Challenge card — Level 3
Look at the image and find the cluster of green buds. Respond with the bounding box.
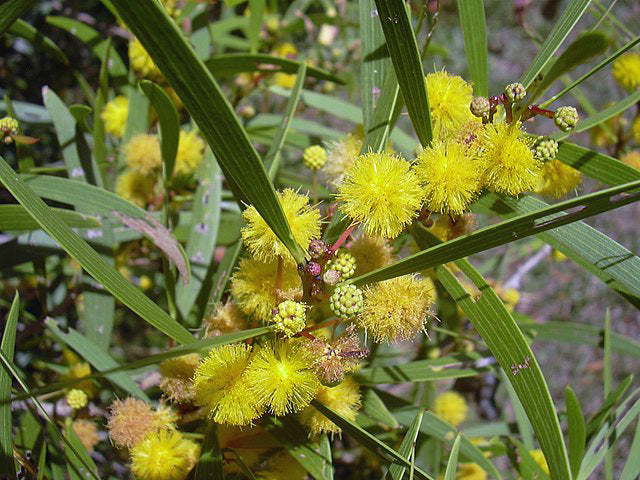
[329,284,363,318]
[303,145,327,171]
[533,137,559,162]
[0,116,19,144]
[554,106,579,132]
[272,300,307,337]
[325,249,357,280]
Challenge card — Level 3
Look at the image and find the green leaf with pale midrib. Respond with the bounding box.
[110,0,306,264]
[0,156,195,344]
[350,180,640,287]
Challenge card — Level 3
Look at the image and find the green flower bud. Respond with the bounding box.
[0,116,19,143]
[504,83,526,102]
[329,284,363,318]
[303,145,327,171]
[554,106,579,132]
[533,137,559,162]
[273,300,307,337]
[470,97,491,120]
[325,249,357,280]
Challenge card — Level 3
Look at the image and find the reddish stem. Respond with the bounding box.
[302,317,342,333]
[298,331,317,341]
[528,105,555,119]
[329,222,358,254]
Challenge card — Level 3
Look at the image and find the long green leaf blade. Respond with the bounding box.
[443,435,462,480]
[110,0,306,264]
[0,155,195,344]
[194,423,224,480]
[0,293,19,480]
[388,409,423,480]
[457,0,488,97]
[566,386,587,476]
[0,0,37,36]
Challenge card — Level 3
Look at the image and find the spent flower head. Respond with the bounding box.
[242,188,321,264]
[159,353,201,403]
[307,324,367,385]
[72,419,99,452]
[107,397,157,449]
[337,152,422,238]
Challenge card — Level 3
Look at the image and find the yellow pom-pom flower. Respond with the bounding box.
[425,71,480,141]
[621,150,640,170]
[72,419,100,452]
[456,463,487,480]
[101,96,129,137]
[535,159,582,198]
[66,389,88,409]
[612,53,640,91]
[480,121,541,196]
[63,361,95,398]
[241,188,321,264]
[337,152,422,238]
[154,404,179,428]
[230,257,302,323]
[116,170,155,207]
[272,43,298,88]
[299,377,361,436]
[130,430,199,480]
[107,397,157,449]
[349,234,394,276]
[414,139,484,215]
[159,353,201,403]
[322,131,364,188]
[245,340,320,416]
[174,130,205,176]
[358,275,434,342]
[193,343,263,426]
[124,134,162,175]
[303,145,328,171]
[433,391,468,426]
[129,37,161,80]
[529,449,550,475]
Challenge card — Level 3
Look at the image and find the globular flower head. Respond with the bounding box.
[193,343,263,426]
[101,96,129,137]
[124,134,162,175]
[349,235,394,277]
[358,275,434,342]
[0,116,19,141]
[321,131,364,188]
[529,449,550,475]
[307,325,368,385]
[433,391,468,426]
[621,150,640,170]
[533,137,559,162]
[203,301,248,338]
[244,340,320,416]
[480,121,542,196]
[130,430,199,480]
[504,82,526,103]
[174,130,205,176]
[326,249,357,280]
[470,97,491,120]
[129,38,162,80]
[415,139,484,215]
[456,463,487,480]
[159,353,201,403]
[272,43,299,89]
[63,361,95,398]
[425,71,480,141]
[242,189,321,264]
[231,257,302,323]
[273,300,307,337]
[72,419,100,452]
[329,284,364,318]
[612,53,640,91]
[303,145,328,171]
[299,377,361,436]
[535,159,582,198]
[116,170,155,207]
[337,152,422,238]
[66,389,88,409]
[107,397,157,449]
[554,106,579,132]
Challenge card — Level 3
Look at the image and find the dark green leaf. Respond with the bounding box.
[443,435,461,480]
[9,19,68,63]
[0,205,99,230]
[557,141,640,186]
[0,0,37,36]
[0,293,19,480]
[361,389,399,429]
[457,0,488,97]
[566,386,586,477]
[388,409,422,480]
[194,423,225,480]
[620,415,640,480]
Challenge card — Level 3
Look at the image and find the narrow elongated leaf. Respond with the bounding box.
[501,369,534,449]
[0,293,19,480]
[176,151,221,318]
[519,0,591,89]
[0,205,99,230]
[0,155,195,344]
[247,0,264,54]
[311,400,434,480]
[566,386,586,477]
[414,228,571,480]
[46,319,149,401]
[64,422,98,480]
[0,0,37,35]
[110,0,306,264]
[388,410,422,480]
[9,19,68,64]
[620,416,640,480]
[362,68,400,153]
[555,89,640,140]
[556,142,640,186]
[92,39,110,184]
[528,31,609,104]
[587,377,633,439]
[457,0,488,97]
[374,0,432,146]
[361,389,399,428]
[141,80,180,178]
[194,423,224,480]
[351,180,640,287]
[443,435,462,480]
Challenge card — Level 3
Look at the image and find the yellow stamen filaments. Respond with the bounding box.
[299,377,361,436]
[433,391,468,426]
[130,430,199,480]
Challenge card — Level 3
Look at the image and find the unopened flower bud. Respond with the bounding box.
[273,300,307,337]
[303,145,327,171]
[533,137,559,162]
[0,116,19,143]
[305,261,322,276]
[308,239,326,259]
[325,250,357,280]
[504,83,526,102]
[66,389,88,409]
[329,284,363,318]
[470,97,491,120]
[554,106,579,132]
[323,269,341,285]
